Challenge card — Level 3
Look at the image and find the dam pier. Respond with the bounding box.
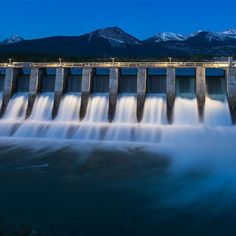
[0,60,235,125]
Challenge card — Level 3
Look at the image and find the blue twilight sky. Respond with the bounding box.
[0,0,235,41]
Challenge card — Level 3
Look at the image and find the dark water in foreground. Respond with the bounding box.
[0,139,236,236]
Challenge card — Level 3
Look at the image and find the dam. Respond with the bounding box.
[0,59,235,141]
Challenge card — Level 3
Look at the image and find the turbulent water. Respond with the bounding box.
[0,92,235,235]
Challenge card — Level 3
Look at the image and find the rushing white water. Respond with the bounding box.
[103,95,137,142]
[113,94,137,123]
[44,93,81,139]
[173,97,199,126]
[142,94,167,125]
[83,94,108,123]
[73,94,109,140]
[55,93,81,121]
[2,93,28,121]
[204,97,232,127]
[29,93,54,121]
[0,92,3,109]
[0,91,232,141]
[13,93,54,138]
[0,93,28,136]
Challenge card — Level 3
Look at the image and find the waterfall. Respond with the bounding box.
[103,94,137,142]
[45,93,81,139]
[29,93,54,121]
[173,97,199,126]
[1,93,28,121]
[83,94,108,123]
[142,94,167,125]
[55,93,81,121]
[0,93,28,136]
[0,92,3,109]
[113,94,137,123]
[13,93,54,138]
[0,89,232,142]
[73,94,109,140]
[204,97,232,127]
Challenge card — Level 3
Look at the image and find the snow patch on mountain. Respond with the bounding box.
[1,35,24,45]
[150,32,188,42]
[194,29,236,42]
[146,29,236,43]
[88,26,141,47]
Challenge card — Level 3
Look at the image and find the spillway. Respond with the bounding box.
[13,93,54,138]
[113,95,137,123]
[204,97,232,127]
[83,94,109,123]
[2,92,233,142]
[0,92,3,110]
[0,93,28,136]
[0,62,234,143]
[2,93,28,121]
[173,97,199,126]
[43,93,81,139]
[73,94,109,140]
[55,93,81,122]
[142,94,167,125]
[29,93,54,121]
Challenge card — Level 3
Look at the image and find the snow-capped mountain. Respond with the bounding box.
[88,26,141,47]
[145,32,189,43]
[145,29,236,43]
[221,29,236,39]
[0,35,24,45]
[202,29,236,42]
[0,27,236,59]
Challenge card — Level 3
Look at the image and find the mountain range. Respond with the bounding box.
[0,27,236,60]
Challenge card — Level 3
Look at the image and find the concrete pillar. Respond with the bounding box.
[136,67,147,122]
[0,67,19,117]
[52,67,68,119]
[166,67,176,123]
[108,67,119,122]
[226,67,236,123]
[196,67,206,121]
[25,68,43,119]
[80,67,93,120]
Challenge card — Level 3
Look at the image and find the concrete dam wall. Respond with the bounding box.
[0,61,235,124]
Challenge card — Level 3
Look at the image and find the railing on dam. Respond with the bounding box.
[0,61,235,68]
